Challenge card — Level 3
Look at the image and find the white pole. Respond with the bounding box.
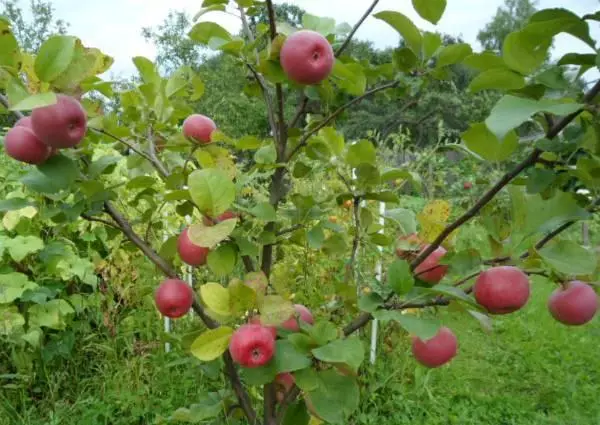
[164,211,172,353]
[370,201,385,364]
[185,215,194,319]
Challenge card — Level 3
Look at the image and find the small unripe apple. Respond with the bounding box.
[281,304,314,331]
[274,373,295,403]
[412,326,458,368]
[177,227,209,267]
[474,266,530,314]
[229,324,276,368]
[343,199,353,209]
[548,281,598,326]
[4,126,52,165]
[413,245,448,284]
[280,30,334,85]
[154,279,194,318]
[182,114,216,144]
[249,315,277,339]
[30,94,87,148]
[463,181,472,190]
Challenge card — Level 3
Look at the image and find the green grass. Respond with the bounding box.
[2,277,599,425]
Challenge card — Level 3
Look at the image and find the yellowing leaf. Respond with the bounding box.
[190,326,233,361]
[200,282,231,317]
[417,200,456,244]
[188,218,237,249]
[2,206,38,231]
[258,295,294,326]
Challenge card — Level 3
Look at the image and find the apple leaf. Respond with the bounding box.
[305,370,360,423]
[388,259,414,296]
[228,279,256,316]
[0,273,38,304]
[188,218,237,249]
[374,11,422,55]
[463,52,506,71]
[304,320,339,347]
[188,169,236,217]
[462,123,518,162]
[539,240,597,276]
[188,22,233,49]
[411,0,447,24]
[311,337,365,374]
[274,340,313,373]
[436,43,472,67]
[373,310,441,340]
[10,92,57,111]
[0,198,34,212]
[190,326,233,361]
[302,13,336,36]
[258,295,294,326]
[207,243,237,277]
[0,19,20,70]
[200,282,231,317]
[21,154,80,194]
[384,208,417,234]
[35,35,77,82]
[358,293,384,313]
[248,202,277,222]
[243,271,268,294]
[331,60,366,96]
[502,30,551,75]
[346,139,376,167]
[468,68,526,93]
[5,235,44,262]
[282,400,310,425]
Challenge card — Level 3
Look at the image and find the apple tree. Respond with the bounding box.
[1,1,600,424]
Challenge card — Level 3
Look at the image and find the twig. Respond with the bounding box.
[276,386,301,423]
[246,63,278,138]
[81,213,119,230]
[410,80,600,272]
[287,80,400,160]
[349,197,361,283]
[183,145,201,174]
[289,93,308,128]
[223,352,258,424]
[0,94,25,119]
[147,127,170,178]
[335,0,380,57]
[276,224,303,237]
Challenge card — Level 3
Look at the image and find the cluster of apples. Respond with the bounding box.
[4,95,87,165]
[395,233,599,368]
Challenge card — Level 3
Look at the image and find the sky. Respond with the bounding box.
[22,0,600,79]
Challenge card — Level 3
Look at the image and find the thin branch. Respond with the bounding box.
[349,197,361,283]
[81,213,119,230]
[276,386,301,423]
[224,352,258,424]
[264,0,278,41]
[287,80,400,160]
[246,63,278,138]
[289,93,308,129]
[276,224,303,237]
[410,80,600,272]
[0,94,25,119]
[183,145,201,175]
[147,127,170,178]
[335,0,380,57]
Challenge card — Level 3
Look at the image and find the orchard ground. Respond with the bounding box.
[2,275,599,425]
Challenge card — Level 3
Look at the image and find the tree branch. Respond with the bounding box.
[224,352,258,424]
[287,80,400,160]
[81,213,120,230]
[410,80,600,272]
[276,386,301,423]
[335,0,380,57]
[147,127,170,178]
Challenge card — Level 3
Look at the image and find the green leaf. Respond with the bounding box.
[312,337,364,373]
[35,35,77,82]
[28,299,74,330]
[249,202,277,222]
[236,135,262,150]
[346,140,376,167]
[282,400,310,425]
[0,306,25,336]
[243,271,268,294]
[436,43,472,67]
[364,191,400,203]
[468,68,525,93]
[0,19,20,70]
[188,169,236,217]
[304,320,338,346]
[305,370,360,423]
[5,236,44,262]
[0,198,34,212]
[188,219,237,249]
[385,208,417,234]
[132,56,160,85]
[424,285,478,307]
[461,123,518,162]
[126,175,156,190]
[274,340,313,373]
[0,273,37,303]
[89,155,121,178]
[10,92,57,111]
[526,8,595,49]
[207,244,237,277]
[485,95,583,141]
[422,32,442,60]
[254,144,277,164]
[258,295,295,326]
[302,13,336,36]
[503,30,551,75]
[463,51,506,71]
[412,0,446,24]
[393,47,418,71]
[331,61,366,96]
[189,22,233,49]
[200,282,231,316]
[229,279,256,316]
[374,11,422,54]
[358,293,384,313]
[388,260,414,296]
[539,240,597,276]
[320,127,345,156]
[190,327,233,361]
[21,154,80,193]
[307,225,325,249]
[373,310,441,340]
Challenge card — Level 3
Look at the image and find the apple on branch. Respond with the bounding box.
[280,30,334,86]
[154,279,194,319]
[412,326,458,368]
[30,94,87,148]
[177,227,210,267]
[413,245,449,284]
[4,125,52,165]
[229,324,276,368]
[548,281,598,326]
[474,266,530,314]
[280,304,314,332]
[182,113,217,144]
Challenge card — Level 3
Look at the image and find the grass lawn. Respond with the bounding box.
[3,276,599,425]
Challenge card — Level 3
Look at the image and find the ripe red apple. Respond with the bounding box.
[413,245,448,284]
[280,30,334,85]
[177,227,210,267]
[548,281,598,326]
[30,94,87,148]
[412,326,458,368]
[4,126,52,165]
[249,315,277,339]
[474,266,530,314]
[154,279,194,318]
[395,233,425,259]
[182,114,216,144]
[281,304,314,332]
[229,324,275,368]
[463,181,472,190]
[14,116,32,128]
[274,373,295,403]
[202,210,238,226]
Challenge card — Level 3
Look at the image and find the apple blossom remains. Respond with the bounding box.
[1,0,600,424]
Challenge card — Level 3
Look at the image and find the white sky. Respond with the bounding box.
[20,0,600,79]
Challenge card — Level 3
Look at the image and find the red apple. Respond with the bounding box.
[154,279,194,318]
[413,245,448,284]
[463,181,472,190]
[412,326,458,368]
[275,373,295,403]
[14,116,32,128]
[30,94,87,148]
[548,281,598,326]
[202,210,238,226]
[474,266,530,314]
[4,126,52,165]
[281,304,314,331]
[249,315,277,339]
[229,324,275,368]
[395,233,425,259]
[182,114,216,144]
[280,30,334,85]
[177,227,210,267]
